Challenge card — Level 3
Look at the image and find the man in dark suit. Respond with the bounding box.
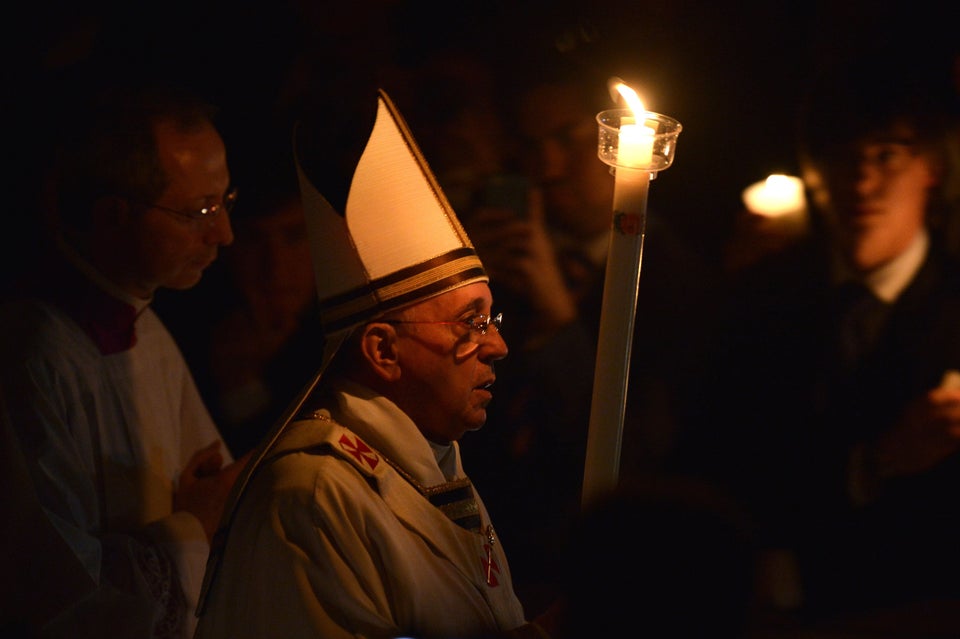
[677,45,960,628]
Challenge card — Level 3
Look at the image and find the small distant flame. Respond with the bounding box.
[765,174,793,190]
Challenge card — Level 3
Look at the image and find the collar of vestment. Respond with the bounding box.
[328,379,466,485]
[275,403,483,533]
[44,242,151,354]
[323,380,481,532]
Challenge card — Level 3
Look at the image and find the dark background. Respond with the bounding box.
[2,0,957,288]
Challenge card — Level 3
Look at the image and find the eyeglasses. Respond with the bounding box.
[382,312,503,354]
[384,312,502,335]
[820,140,920,178]
[142,187,238,221]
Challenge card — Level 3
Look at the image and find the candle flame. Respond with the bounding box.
[742,174,807,217]
[615,82,645,116]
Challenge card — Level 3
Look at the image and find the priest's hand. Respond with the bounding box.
[174,440,251,542]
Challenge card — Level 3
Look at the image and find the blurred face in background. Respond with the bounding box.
[515,81,614,240]
[228,196,315,325]
[803,121,940,273]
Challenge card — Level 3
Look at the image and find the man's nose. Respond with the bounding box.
[480,325,508,361]
[854,161,883,198]
[205,210,234,246]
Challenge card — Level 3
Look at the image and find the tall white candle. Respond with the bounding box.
[581,83,653,506]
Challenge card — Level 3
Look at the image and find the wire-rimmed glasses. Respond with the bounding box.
[142,187,238,222]
[382,312,503,356]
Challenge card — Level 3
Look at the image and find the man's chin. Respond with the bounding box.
[166,271,204,290]
[465,411,487,433]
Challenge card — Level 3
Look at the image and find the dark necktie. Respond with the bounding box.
[836,282,890,369]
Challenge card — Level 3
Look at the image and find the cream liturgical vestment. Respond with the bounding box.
[0,252,230,638]
[194,380,526,639]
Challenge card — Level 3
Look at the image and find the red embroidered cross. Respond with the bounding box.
[481,544,501,587]
[338,434,379,470]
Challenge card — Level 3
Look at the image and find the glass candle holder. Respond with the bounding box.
[596,109,682,176]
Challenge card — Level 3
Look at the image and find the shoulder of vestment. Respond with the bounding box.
[264,412,386,479]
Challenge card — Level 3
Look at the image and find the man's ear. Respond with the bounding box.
[359,323,402,382]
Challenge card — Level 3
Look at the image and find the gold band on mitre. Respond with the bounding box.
[318,247,487,333]
[297,89,488,349]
